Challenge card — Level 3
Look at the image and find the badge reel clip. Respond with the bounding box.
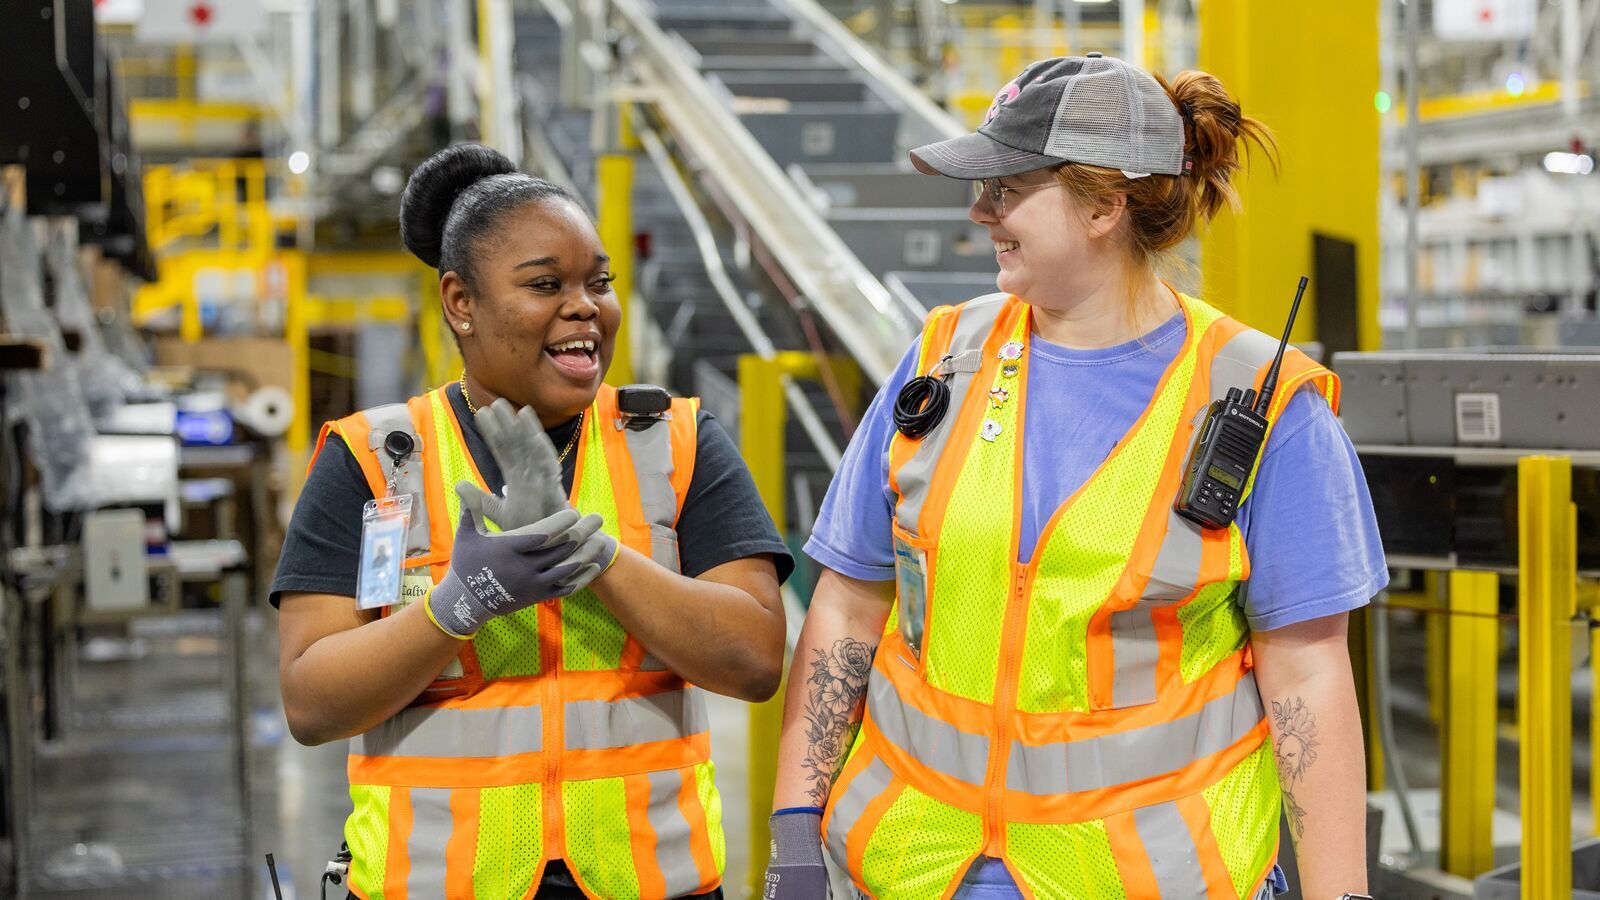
[356,430,418,609]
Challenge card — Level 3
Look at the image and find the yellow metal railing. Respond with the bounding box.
[117,44,266,141]
[142,158,291,254]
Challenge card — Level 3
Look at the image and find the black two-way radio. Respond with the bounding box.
[1174,276,1309,530]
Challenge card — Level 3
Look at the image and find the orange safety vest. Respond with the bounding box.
[314,383,725,900]
[822,292,1338,899]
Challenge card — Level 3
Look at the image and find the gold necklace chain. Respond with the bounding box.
[460,371,585,463]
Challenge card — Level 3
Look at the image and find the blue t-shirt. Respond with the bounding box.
[805,310,1389,634]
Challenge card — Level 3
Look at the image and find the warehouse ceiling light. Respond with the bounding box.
[1543,151,1594,175]
[287,151,311,175]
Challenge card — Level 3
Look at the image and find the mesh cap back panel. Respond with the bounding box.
[1044,58,1184,175]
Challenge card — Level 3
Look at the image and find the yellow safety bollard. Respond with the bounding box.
[1441,570,1498,879]
[738,350,857,897]
[1517,455,1574,899]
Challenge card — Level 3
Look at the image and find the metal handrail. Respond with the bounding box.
[638,125,844,470]
[779,0,966,142]
[608,0,917,387]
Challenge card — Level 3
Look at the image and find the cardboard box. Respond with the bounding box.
[154,336,293,400]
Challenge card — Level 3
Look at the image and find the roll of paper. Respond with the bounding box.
[237,386,293,437]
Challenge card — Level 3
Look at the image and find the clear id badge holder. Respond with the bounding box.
[892,532,928,660]
[356,494,412,610]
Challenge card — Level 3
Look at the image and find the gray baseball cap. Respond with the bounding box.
[910,53,1190,180]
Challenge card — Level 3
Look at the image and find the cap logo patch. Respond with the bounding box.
[984,82,1022,125]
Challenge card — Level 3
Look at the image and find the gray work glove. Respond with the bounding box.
[764,811,830,900]
[472,399,571,530]
[427,494,618,639]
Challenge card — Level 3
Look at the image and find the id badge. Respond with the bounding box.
[357,495,412,610]
[892,533,928,659]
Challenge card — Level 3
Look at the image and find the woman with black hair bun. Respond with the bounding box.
[272,144,792,899]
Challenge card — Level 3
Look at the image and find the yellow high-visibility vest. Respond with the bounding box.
[319,382,724,900]
[825,292,1337,899]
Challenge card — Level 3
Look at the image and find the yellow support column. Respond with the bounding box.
[178,256,204,343]
[1198,1,1380,347]
[1425,592,1446,725]
[1517,456,1574,899]
[418,269,458,388]
[175,43,196,144]
[1143,7,1162,74]
[1441,570,1498,879]
[598,107,637,387]
[739,350,845,896]
[281,251,311,458]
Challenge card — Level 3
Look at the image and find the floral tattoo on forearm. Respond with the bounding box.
[801,637,876,807]
[1271,697,1321,841]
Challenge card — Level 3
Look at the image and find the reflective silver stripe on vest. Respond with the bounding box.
[645,769,703,896]
[407,787,452,895]
[362,402,432,557]
[866,670,991,787]
[891,294,1009,535]
[621,417,679,527]
[357,704,543,758]
[1209,328,1282,406]
[1133,801,1208,899]
[620,406,686,666]
[646,523,681,574]
[1006,671,1263,794]
[824,757,894,871]
[1108,607,1160,709]
[1123,325,1294,707]
[564,688,709,751]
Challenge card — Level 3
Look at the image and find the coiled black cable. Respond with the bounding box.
[893,374,952,439]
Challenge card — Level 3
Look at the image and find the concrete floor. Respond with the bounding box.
[12,603,1596,898]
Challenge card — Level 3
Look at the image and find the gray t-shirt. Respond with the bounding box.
[271,383,793,606]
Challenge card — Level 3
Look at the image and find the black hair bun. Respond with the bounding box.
[399,144,518,268]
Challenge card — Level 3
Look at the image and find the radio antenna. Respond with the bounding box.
[1253,276,1309,416]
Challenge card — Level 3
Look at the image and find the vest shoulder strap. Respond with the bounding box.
[1201,315,1340,420]
[916,292,1012,372]
[594,384,699,528]
[1198,314,1341,503]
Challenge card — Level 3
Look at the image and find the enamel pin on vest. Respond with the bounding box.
[982,340,1023,439]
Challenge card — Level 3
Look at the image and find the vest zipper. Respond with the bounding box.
[983,563,1033,855]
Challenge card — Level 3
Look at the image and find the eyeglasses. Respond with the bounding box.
[973,177,1061,217]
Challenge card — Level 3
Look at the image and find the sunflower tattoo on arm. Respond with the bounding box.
[1271,697,1320,841]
